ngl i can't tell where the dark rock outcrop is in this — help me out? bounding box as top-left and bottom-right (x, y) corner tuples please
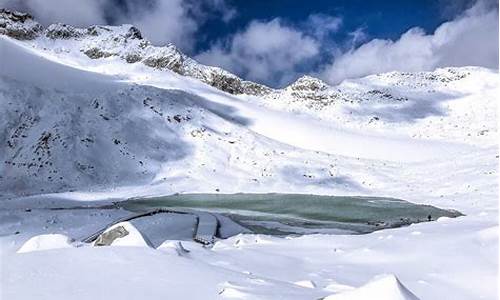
(46, 23), (83, 39)
(83, 47), (115, 59)
(0, 8), (274, 96)
(0, 9), (42, 40)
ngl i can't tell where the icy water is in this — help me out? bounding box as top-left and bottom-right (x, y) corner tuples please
(119, 193), (462, 235)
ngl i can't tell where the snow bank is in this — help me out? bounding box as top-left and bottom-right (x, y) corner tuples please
(17, 234), (73, 253)
(324, 274), (420, 300)
(294, 280), (316, 289)
(0, 36), (119, 92)
(157, 240), (191, 256)
(93, 221), (150, 247)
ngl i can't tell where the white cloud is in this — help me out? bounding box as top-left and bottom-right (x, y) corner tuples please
(320, 0), (499, 84)
(304, 14), (342, 39)
(0, 0), (106, 26)
(2, 0), (495, 86)
(188, 0), (236, 23)
(0, 0), (234, 51)
(347, 27), (368, 48)
(113, 0), (198, 50)
(196, 18), (320, 86)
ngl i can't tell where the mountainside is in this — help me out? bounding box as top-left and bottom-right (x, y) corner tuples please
(1, 9), (498, 300)
(0, 9), (271, 96)
(262, 67), (497, 145)
(0, 8), (497, 203)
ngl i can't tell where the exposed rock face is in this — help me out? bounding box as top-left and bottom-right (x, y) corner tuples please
(83, 47), (116, 59)
(124, 53), (142, 63)
(125, 26), (143, 40)
(208, 72), (244, 94)
(86, 25), (112, 36)
(262, 67), (476, 114)
(284, 76), (334, 103)
(263, 75), (341, 109)
(241, 81), (273, 96)
(46, 23), (83, 39)
(0, 8), (477, 104)
(143, 45), (185, 72)
(0, 9), (42, 40)
(289, 75), (329, 92)
(94, 226), (129, 246)
(0, 8), (274, 96)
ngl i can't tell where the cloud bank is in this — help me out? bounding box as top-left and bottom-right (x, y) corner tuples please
(0, 0), (106, 25)
(196, 14), (343, 86)
(0, 0), (233, 51)
(196, 18), (326, 86)
(0, 0), (496, 86)
(319, 0), (499, 84)
(197, 0), (497, 87)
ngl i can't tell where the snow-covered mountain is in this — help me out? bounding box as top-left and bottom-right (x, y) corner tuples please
(0, 8), (497, 200)
(1, 9), (498, 300)
(0, 9), (271, 96)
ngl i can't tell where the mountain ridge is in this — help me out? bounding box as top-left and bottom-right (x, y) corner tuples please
(0, 8), (496, 199)
(0, 8), (489, 105)
(0, 8), (273, 96)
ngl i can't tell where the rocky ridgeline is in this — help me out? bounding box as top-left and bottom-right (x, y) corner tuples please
(0, 9), (473, 106)
(0, 9), (42, 39)
(262, 75), (344, 109)
(373, 68), (472, 88)
(0, 8), (272, 96)
(264, 67), (474, 111)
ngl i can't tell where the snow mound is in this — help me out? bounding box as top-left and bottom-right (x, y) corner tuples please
(323, 280), (355, 293)
(157, 240), (191, 256)
(93, 221), (150, 248)
(294, 280), (316, 289)
(218, 287), (247, 299)
(218, 282), (248, 299)
(17, 234), (73, 253)
(324, 274), (420, 300)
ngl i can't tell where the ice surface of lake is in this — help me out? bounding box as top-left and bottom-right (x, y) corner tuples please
(120, 193), (462, 235)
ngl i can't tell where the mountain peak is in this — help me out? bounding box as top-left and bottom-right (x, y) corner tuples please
(0, 8), (481, 101)
(0, 8), (43, 39)
(288, 75), (330, 92)
(0, 8), (274, 96)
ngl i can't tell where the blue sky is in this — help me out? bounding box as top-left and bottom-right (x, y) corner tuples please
(1, 0), (497, 87)
(193, 0), (497, 86)
(196, 0), (461, 53)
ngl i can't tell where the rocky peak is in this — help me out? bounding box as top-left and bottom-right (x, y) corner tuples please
(0, 8), (42, 39)
(46, 23), (84, 39)
(0, 8), (31, 22)
(288, 75), (329, 92)
(142, 44), (185, 72)
(125, 26), (143, 40)
(0, 8), (274, 96)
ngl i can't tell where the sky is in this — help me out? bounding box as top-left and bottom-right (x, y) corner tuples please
(1, 0), (498, 87)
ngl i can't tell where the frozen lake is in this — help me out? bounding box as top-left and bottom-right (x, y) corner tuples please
(119, 193), (462, 235)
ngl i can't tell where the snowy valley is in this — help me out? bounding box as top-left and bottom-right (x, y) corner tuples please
(0, 9), (498, 300)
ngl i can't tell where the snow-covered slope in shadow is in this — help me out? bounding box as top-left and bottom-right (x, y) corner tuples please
(0, 35), (484, 198)
(0, 9), (497, 202)
(0, 37), (243, 195)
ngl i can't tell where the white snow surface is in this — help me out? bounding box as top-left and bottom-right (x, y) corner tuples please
(323, 274), (419, 300)
(16, 233), (73, 253)
(0, 20), (498, 300)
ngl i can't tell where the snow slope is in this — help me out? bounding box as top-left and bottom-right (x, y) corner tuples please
(1, 35), (495, 199)
(0, 10), (498, 300)
(1, 206), (496, 300)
